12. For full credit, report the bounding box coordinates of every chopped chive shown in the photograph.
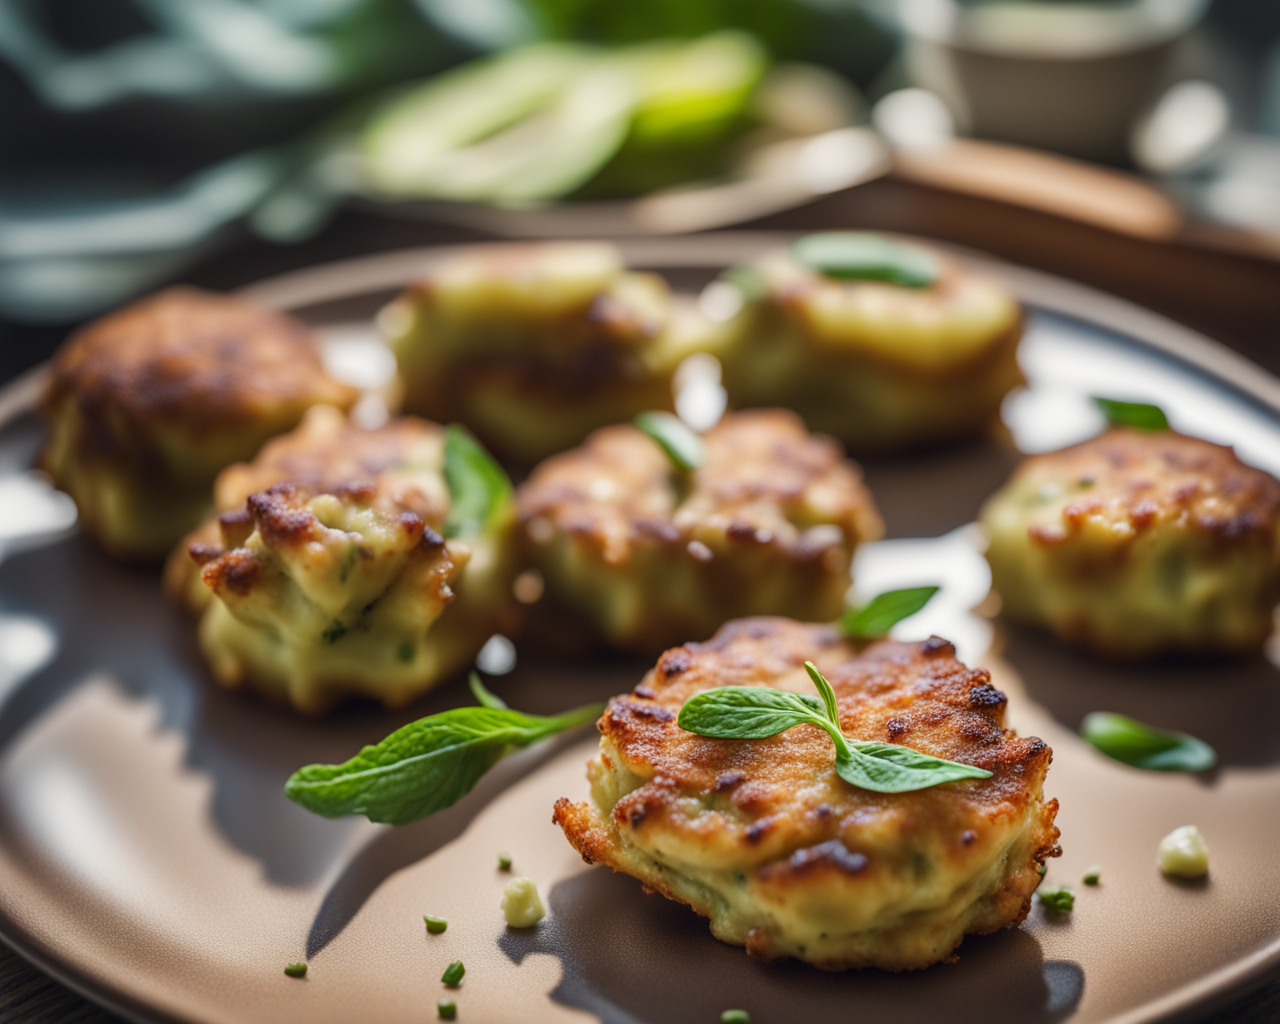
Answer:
[721,1011,751,1024]
[397,642,414,663]
[1038,885,1074,914]
[424,914,448,934]
[284,962,307,978]
[497,853,513,872]
[1036,862,1048,877]
[322,620,347,644]
[441,960,465,987]
[438,997,457,1020]
[1082,865,1102,886]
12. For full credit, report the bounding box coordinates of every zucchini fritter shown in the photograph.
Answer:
[716,241,1023,451]
[554,617,1060,970]
[383,242,725,465]
[39,287,356,560]
[516,409,884,654]
[178,409,517,713]
[982,426,1280,658]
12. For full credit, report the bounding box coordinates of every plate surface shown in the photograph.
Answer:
[0,235,1277,1024]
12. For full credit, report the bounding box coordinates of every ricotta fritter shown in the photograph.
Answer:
[40,287,356,560]
[982,426,1280,658]
[181,411,517,713]
[554,617,1060,970]
[717,240,1023,451]
[383,242,726,465]
[516,409,884,654]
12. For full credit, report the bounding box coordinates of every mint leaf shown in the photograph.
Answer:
[839,586,940,640]
[444,424,513,539]
[285,699,602,826]
[469,671,508,710]
[676,686,825,739]
[791,232,939,288]
[1093,397,1169,431]
[835,741,992,793]
[1080,712,1215,772]
[634,411,705,472]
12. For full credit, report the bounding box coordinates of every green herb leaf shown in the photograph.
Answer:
[284,962,307,978]
[497,852,513,871]
[676,686,825,739]
[469,672,508,710]
[721,1012,751,1024]
[1080,712,1216,772]
[633,411,705,472]
[438,997,457,1021]
[1082,865,1101,886]
[834,741,993,794]
[676,662,993,794]
[791,232,940,288]
[285,698,604,826]
[444,424,513,539]
[1038,885,1074,913]
[424,915,448,934]
[1093,396,1169,431]
[839,586,940,640]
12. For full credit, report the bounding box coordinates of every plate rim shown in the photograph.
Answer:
[2,232,1279,1024]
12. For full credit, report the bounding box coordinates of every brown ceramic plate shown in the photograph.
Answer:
[0,234,1277,1024]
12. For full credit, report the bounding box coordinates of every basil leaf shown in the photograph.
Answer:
[839,586,940,640]
[790,232,940,289]
[836,741,992,794]
[444,424,513,539]
[634,411,705,472]
[285,700,603,826]
[676,686,825,739]
[803,660,841,729]
[1080,712,1216,772]
[1093,397,1169,432]
[469,671,508,710]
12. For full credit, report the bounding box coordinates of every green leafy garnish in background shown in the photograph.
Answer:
[1080,712,1216,772]
[1093,396,1169,431]
[284,676,603,826]
[839,586,939,640]
[444,424,513,539]
[791,233,940,288]
[634,411,705,471]
[1037,885,1074,914]
[677,661,992,794]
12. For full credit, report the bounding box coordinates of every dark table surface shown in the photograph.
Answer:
[1,191,1277,1024]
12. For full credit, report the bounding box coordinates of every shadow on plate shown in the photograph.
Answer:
[1000,622,1280,768]
[500,868,1084,1024]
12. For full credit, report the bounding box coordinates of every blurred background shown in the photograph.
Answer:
[2,0,1279,384]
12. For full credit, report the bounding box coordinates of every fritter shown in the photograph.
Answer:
[516,409,884,654]
[39,287,356,560]
[716,239,1023,452]
[554,617,1060,970]
[982,426,1280,658]
[383,241,726,465]
[181,410,517,713]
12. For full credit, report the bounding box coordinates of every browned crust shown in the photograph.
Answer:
[1018,427,1280,545]
[555,617,1060,970]
[40,286,355,454]
[517,409,884,567]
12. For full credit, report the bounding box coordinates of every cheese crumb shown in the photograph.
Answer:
[500,876,546,928]
[1158,825,1209,878]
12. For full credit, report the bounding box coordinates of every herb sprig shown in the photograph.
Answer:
[285,675,603,825]
[634,411,705,472]
[1093,396,1169,432]
[1080,712,1216,772]
[791,232,940,289]
[677,661,992,794]
[839,586,939,640]
[444,424,513,538]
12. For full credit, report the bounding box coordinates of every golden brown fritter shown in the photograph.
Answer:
[982,427,1280,658]
[554,617,1060,970]
[516,409,884,654]
[717,244,1023,452]
[40,286,356,560]
[171,407,517,713]
[383,242,726,465]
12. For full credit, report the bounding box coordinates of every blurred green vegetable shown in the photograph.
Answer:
[360,31,767,203]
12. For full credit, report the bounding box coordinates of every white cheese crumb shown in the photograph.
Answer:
[500,877,546,928]
[1158,825,1209,878]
